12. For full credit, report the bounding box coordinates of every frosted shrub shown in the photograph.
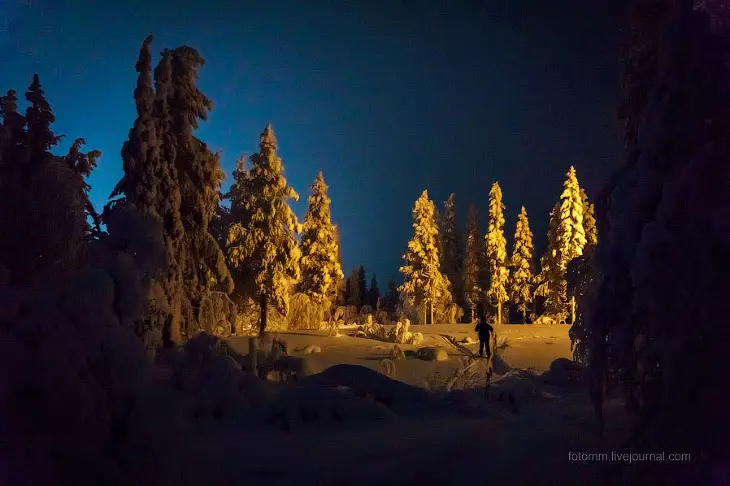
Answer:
[356,314,386,339]
[408,332,424,346]
[389,344,406,361]
[286,292,324,330]
[533,315,557,326]
[377,358,397,377]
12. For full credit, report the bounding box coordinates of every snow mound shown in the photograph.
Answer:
[295,364,432,414]
[416,346,449,362]
[540,358,584,386]
[264,383,397,431]
[459,336,476,344]
[295,344,322,354]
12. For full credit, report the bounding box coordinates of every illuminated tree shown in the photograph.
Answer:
[399,190,448,324]
[485,182,509,324]
[226,124,301,335]
[299,171,344,306]
[508,206,534,322]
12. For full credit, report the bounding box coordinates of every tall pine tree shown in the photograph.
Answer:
[556,166,586,324]
[485,182,509,324]
[106,37,232,345]
[440,193,464,307]
[535,202,567,322]
[382,280,400,315]
[557,166,587,268]
[299,171,343,306]
[357,265,367,308]
[463,204,483,320]
[226,124,301,335]
[399,190,448,325]
[580,187,598,251]
[368,274,380,310]
[508,206,534,323]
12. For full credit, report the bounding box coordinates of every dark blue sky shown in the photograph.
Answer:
[1,0,627,285]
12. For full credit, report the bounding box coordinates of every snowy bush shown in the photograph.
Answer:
[360,304,374,316]
[388,344,406,361]
[198,290,237,337]
[496,335,510,349]
[355,315,387,340]
[286,292,324,330]
[169,333,259,418]
[409,332,424,346]
[532,315,558,326]
[376,358,396,377]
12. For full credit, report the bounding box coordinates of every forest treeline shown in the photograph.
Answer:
[1,34,600,353]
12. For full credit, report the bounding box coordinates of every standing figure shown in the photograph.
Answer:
[474,302,495,359]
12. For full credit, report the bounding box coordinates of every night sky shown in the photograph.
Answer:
[1,0,629,285]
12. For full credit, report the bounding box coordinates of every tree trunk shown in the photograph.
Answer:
[429,299,434,325]
[570,296,576,325]
[497,302,502,326]
[423,303,427,326]
[259,293,268,336]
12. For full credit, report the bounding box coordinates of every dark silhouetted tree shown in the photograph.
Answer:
[463,204,483,320]
[106,36,232,346]
[357,265,367,307]
[382,279,400,315]
[440,193,464,307]
[368,274,380,309]
[586,2,730,484]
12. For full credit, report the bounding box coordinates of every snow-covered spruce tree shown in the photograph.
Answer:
[440,193,464,308]
[0,74,168,486]
[345,268,361,308]
[107,37,232,346]
[508,206,534,323]
[226,124,301,336]
[534,203,567,322]
[368,274,380,309]
[556,166,586,324]
[580,187,598,251]
[382,280,400,316]
[298,171,344,307]
[0,78,91,288]
[485,182,509,324]
[463,204,483,320]
[399,190,449,325]
[587,2,730,484]
[332,226,345,306]
[357,265,367,308]
[556,166,587,267]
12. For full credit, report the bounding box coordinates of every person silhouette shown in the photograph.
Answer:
[474,302,495,359]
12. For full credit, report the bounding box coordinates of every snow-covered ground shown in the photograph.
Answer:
[159,323,628,485]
